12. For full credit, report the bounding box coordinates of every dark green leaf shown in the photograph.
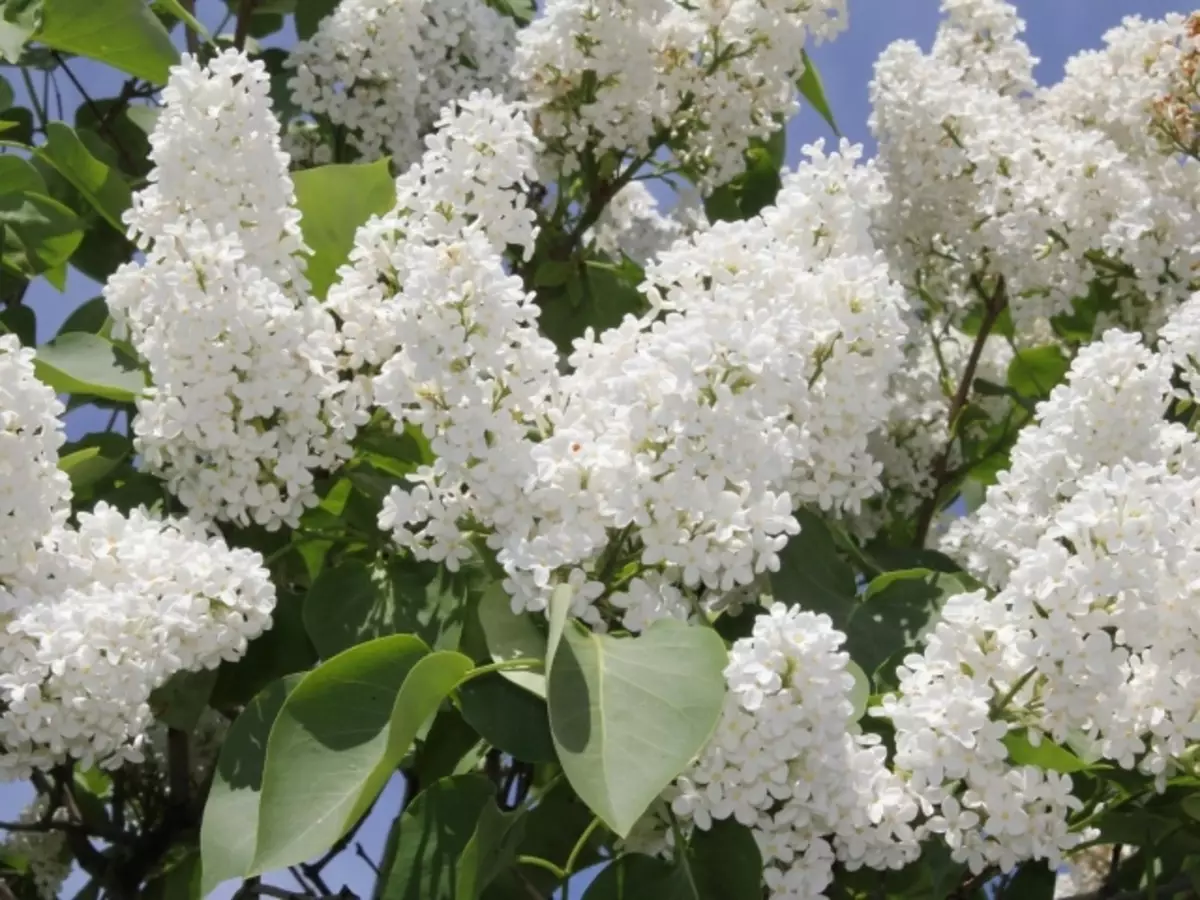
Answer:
[150,668,218,731]
[995,863,1056,900]
[457,799,528,900]
[295,0,338,38]
[36,0,178,84]
[0,156,47,195]
[0,107,33,144]
[460,674,556,763]
[845,569,970,675]
[58,433,131,491]
[688,819,762,900]
[303,557,470,659]
[415,708,483,787]
[252,639,472,874]
[548,618,727,838]
[210,587,318,709]
[34,332,144,401]
[584,854,693,900]
[0,302,34,344]
[377,774,496,900]
[769,509,858,628]
[293,159,397,299]
[57,296,110,336]
[200,675,302,896]
[34,122,132,231]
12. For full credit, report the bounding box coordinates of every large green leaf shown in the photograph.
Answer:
[460,674,556,763]
[456,799,528,900]
[34,332,144,401]
[0,156,46,196]
[845,569,971,676]
[376,774,496,900]
[293,160,396,299]
[200,675,301,896]
[1007,345,1069,401]
[36,0,178,84]
[477,581,547,698]
[34,123,131,232]
[548,618,727,838]
[303,557,469,659]
[0,190,83,276]
[769,509,858,628]
[252,639,473,874]
[1003,729,1089,774]
[584,854,693,900]
[295,0,339,38]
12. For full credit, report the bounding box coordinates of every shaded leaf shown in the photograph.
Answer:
[34,122,131,231]
[460,674,556,763]
[36,0,178,84]
[34,332,144,401]
[548,618,726,837]
[769,509,858,628]
[477,581,546,697]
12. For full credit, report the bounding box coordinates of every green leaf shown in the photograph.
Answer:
[1182,794,1200,823]
[415,708,483,787]
[0,156,47,196]
[0,75,10,111]
[149,667,218,731]
[252,639,473,874]
[845,659,870,722]
[377,774,496,900]
[1003,729,1089,774]
[295,0,338,38]
[995,863,1057,900]
[477,581,546,698]
[154,0,206,36]
[545,583,571,673]
[688,819,763,900]
[0,190,83,275]
[293,160,397,299]
[200,675,302,896]
[845,568,971,675]
[58,433,131,491]
[211,587,318,709]
[548,618,727,838]
[797,50,839,136]
[460,674,556,763]
[1007,345,1069,400]
[769,509,858,628]
[584,854,693,900]
[0,107,33,144]
[536,259,647,355]
[34,332,144,401]
[36,0,178,84]
[457,799,528,900]
[57,296,110,336]
[303,558,469,659]
[34,123,131,232]
[0,303,34,344]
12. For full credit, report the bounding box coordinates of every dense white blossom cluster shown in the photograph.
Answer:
[106,51,361,530]
[0,798,69,900]
[0,336,69,584]
[516,0,848,187]
[666,604,920,899]
[0,504,275,777]
[0,340,275,779]
[288,0,517,168]
[870,0,1200,334]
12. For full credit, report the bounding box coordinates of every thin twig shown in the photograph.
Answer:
[354,842,380,876]
[233,0,256,51]
[180,0,200,55]
[51,52,140,173]
[913,276,1008,546]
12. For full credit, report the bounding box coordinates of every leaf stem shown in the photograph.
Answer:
[562,815,603,900]
[517,855,566,881]
[459,657,544,684]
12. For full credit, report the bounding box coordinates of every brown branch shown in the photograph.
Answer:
[180,0,200,56]
[167,728,191,812]
[233,0,256,51]
[50,52,141,174]
[913,276,1008,545]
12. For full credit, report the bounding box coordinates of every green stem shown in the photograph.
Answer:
[20,68,47,131]
[459,658,544,684]
[517,855,566,881]
[563,816,603,897]
[992,666,1038,714]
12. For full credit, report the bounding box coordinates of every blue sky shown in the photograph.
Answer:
[0,0,1187,896]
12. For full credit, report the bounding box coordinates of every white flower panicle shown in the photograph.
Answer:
[870,0,1200,334]
[666,604,919,900]
[516,0,848,187]
[941,329,1197,585]
[329,92,542,373]
[0,504,275,778]
[288,0,518,168]
[0,336,69,584]
[106,51,360,530]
